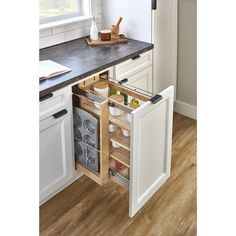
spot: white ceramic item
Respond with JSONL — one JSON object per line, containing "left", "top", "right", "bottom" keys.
{"left": 94, "top": 82, "right": 109, "bottom": 98}
{"left": 109, "top": 124, "right": 117, "bottom": 133}
{"left": 109, "top": 106, "right": 123, "bottom": 117}
{"left": 121, "top": 129, "right": 130, "bottom": 137}
{"left": 111, "top": 140, "right": 120, "bottom": 148}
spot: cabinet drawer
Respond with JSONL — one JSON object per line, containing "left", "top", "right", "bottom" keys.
{"left": 114, "top": 50, "right": 152, "bottom": 80}
{"left": 124, "top": 66, "right": 152, "bottom": 93}
{"left": 40, "top": 87, "right": 70, "bottom": 121}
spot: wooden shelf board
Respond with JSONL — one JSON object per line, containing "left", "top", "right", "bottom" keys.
{"left": 110, "top": 129, "right": 130, "bottom": 151}
{"left": 77, "top": 95, "right": 101, "bottom": 117}
{"left": 110, "top": 147, "right": 130, "bottom": 168}
{"left": 109, "top": 113, "right": 131, "bottom": 131}
{"left": 76, "top": 162, "right": 102, "bottom": 185}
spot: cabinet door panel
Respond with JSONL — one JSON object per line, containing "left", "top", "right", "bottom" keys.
{"left": 129, "top": 86, "right": 174, "bottom": 217}
{"left": 40, "top": 113, "right": 74, "bottom": 202}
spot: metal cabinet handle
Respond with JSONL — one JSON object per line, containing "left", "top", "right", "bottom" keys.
{"left": 52, "top": 109, "right": 68, "bottom": 119}
{"left": 149, "top": 94, "right": 162, "bottom": 104}
{"left": 39, "top": 92, "right": 53, "bottom": 102}
{"left": 132, "top": 55, "right": 141, "bottom": 60}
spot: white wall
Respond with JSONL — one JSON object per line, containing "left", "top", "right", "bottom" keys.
{"left": 39, "top": 0, "right": 102, "bottom": 49}
{"left": 102, "top": 0, "right": 152, "bottom": 43}
{"left": 177, "top": 0, "right": 197, "bottom": 107}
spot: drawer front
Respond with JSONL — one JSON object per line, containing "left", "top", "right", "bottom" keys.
{"left": 40, "top": 87, "right": 71, "bottom": 121}
{"left": 125, "top": 66, "right": 152, "bottom": 93}
{"left": 115, "top": 50, "right": 152, "bottom": 80}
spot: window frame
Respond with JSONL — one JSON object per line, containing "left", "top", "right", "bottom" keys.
{"left": 39, "top": 0, "right": 90, "bottom": 25}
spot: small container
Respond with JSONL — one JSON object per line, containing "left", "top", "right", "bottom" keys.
{"left": 94, "top": 81, "right": 109, "bottom": 97}
{"left": 110, "top": 87, "right": 117, "bottom": 96}
{"left": 109, "top": 94, "right": 124, "bottom": 117}
{"left": 109, "top": 124, "right": 117, "bottom": 133}
{"left": 121, "top": 129, "right": 130, "bottom": 137}
{"left": 100, "top": 30, "right": 111, "bottom": 41}
{"left": 111, "top": 140, "right": 120, "bottom": 149}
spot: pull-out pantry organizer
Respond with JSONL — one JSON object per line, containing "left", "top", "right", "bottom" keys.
{"left": 72, "top": 70, "right": 174, "bottom": 217}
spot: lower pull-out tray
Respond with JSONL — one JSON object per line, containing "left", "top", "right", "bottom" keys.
{"left": 109, "top": 158, "right": 129, "bottom": 188}
{"left": 109, "top": 170, "right": 129, "bottom": 188}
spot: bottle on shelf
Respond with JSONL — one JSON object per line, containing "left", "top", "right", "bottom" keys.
{"left": 110, "top": 87, "right": 117, "bottom": 96}
{"left": 129, "top": 98, "right": 140, "bottom": 109}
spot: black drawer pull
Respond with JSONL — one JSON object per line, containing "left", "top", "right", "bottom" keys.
{"left": 152, "top": 0, "right": 157, "bottom": 10}
{"left": 132, "top": 55, "right": 141, "bottom": 60}
{"left": 150, "top": 94, "right": 162, "bottom": 104}
{"left": 39, "top": 93, "right": 53, "bottom": 102}
{"left": 118, "top": 78, "right": 128, "bottom": 85}
{"left": 53, "top": 109, "right": 68, "bottom": 119}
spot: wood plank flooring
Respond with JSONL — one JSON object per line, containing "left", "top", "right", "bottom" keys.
{"left": 40, "top": 113, "right": 197, "bottom": 236}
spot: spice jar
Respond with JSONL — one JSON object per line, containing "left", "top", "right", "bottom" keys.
{"left": 94, "top": 81, "right": 109, "bottom": 97}
{"left": 109, "top": 94, "right": 124, "bottom": 117}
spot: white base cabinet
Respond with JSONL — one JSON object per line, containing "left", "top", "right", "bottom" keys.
{"left": 39, "top": 87, "right": 75, "bottom": 204}
{"left": 39, "top": 50, "right": 174, "bottom": 218}
{"left": 114, "top": 50, "right": 153, "bottom": 93}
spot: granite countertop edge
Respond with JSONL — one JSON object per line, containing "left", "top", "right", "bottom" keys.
{"left": 39, "top": 38, "right": 154, "bottom": 97}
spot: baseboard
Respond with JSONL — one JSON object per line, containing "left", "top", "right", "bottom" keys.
{"left": 174, "top": 100, "right": 197, "bottom": 120}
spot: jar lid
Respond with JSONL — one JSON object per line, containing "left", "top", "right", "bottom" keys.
{"left": 109, "top": 94, "right": 124, "bottom": 103}
{"left": 94, "top": 81, "right": 108, "bottom": 89}
{"left": 100, "top": 30, "right": 111, "bottom": 34}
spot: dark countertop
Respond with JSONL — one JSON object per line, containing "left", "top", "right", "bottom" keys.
{"left": 39, "top": 37, "right": 153, "bottom": 97}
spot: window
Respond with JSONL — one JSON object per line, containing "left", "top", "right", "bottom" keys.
{"left": 40, "top": 0, "right": 87, "bottom": 24}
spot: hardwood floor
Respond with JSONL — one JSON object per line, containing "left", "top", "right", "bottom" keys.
{"left": 40, "top": 113, "right": 197, "bottom": 236}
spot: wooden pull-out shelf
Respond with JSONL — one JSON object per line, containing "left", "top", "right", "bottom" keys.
{"left": 109, "top": 114, "right": 130, "bottom": 131}
{"left": 110, "top": 128, "right": 130, "bottom": 151}
{"left": 72, "top": 71, "right": 149, "bottom": 188}
{"left": 110, "top": 146, "right": 130, "bottom": 168}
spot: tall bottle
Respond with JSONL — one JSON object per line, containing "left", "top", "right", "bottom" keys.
{"left": 90, "top": 17, "right": 98, "bottom": 41}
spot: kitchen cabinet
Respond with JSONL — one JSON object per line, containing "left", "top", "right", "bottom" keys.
{"left": 39, "top": 87, "right": 75, "bottom": 204}
{"left": 114, "top": 50, "right": 153, "bottom": 93}
{"left": 71, "top": 68, "right": 174, "bottom": 217}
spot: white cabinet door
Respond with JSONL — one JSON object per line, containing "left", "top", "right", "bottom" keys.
{"left": 129, "top": 85, "right": 174, "bottom": 217}
{"left": 40, "top": 109, "right": 74, "bottom": 203}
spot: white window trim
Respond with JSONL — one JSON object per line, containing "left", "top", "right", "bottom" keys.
{"left": 39, "top": 0, "right": 97, "bottom": 30}
{"left": 39, "top": 16, "right": 92, "bottom": 30}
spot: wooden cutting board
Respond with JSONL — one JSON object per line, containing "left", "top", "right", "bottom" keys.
{"left": 85, "top": 34, "right": 128, "bottom": 46}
